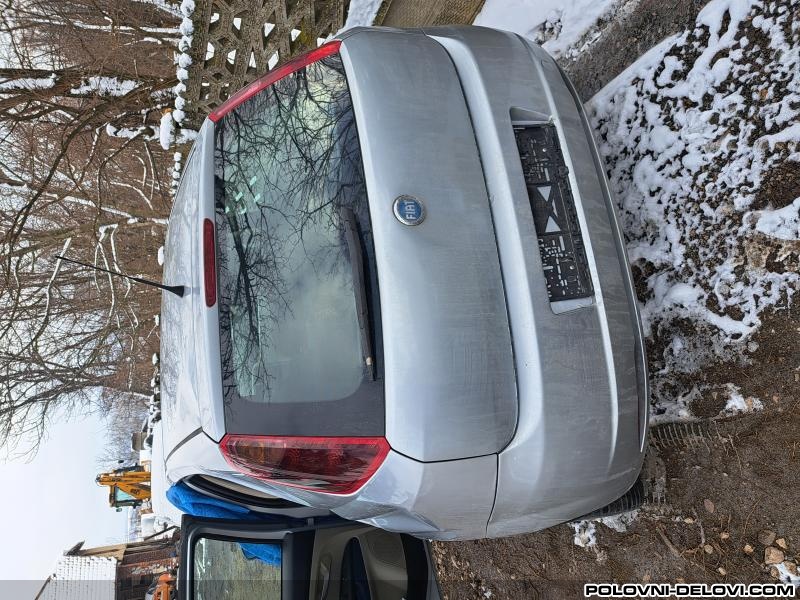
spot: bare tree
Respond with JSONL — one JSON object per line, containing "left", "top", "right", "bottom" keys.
{"left": 0, "top": 0, "right": 179, "bottom": 453}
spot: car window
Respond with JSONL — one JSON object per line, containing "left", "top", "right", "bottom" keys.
{"left": 193, "top": 537, "right": 281, "bottom": 600}
{"left": 114, "top": 488, "right": 135, "bottom": 502}
{"left": 340, "top": 538, "right": 372, "bottom": 600}
{"left": 213, "top": 51, "right": 384, "bottom": 437}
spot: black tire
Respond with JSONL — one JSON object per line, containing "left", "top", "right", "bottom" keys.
{"left": 579, "top": 477, "right": 644, "bottom": 520}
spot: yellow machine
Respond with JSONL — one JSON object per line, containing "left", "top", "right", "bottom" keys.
{"left": 96, "top": 464, "right": 151, "bottom": 510}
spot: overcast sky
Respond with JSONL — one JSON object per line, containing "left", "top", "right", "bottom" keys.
{"left": 0, "top": 411, "right": 128, "bottom": 598}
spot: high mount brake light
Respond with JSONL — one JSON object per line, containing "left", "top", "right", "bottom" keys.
{"left": 208, "top": 40, "right": 342, "bottom": 122}
{"left": 219, "top": 435, "right": 389, "bottom": 495}
{"left": 203, "top": 218, "right": 216, "bottom": 307}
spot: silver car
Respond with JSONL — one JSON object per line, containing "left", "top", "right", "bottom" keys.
{"left": 160, "top": 25, "right": 649, "bottom": 541}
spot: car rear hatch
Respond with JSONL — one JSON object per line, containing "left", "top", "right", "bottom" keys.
{"left": 339, "top": 30, "right": 518, "bottom": 462}
{"left": 208, "top": 34, "right": 517, "bottom": 469}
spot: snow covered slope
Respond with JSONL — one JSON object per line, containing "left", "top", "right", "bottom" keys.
{"left": 475, "top": 0, "right": 629, "bottom": 58}
{"left": 587, "top": 0, "right": 799, "bottom": 418}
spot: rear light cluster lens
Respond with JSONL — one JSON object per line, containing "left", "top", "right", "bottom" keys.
{"left": 208, "top": 40, "right": 342, "bottom": 123}
{"left": 203, "top": 218, "right": 216, "bottom": 307}
{"left": 220, "top": 435, "right": 389, "bottom": 495}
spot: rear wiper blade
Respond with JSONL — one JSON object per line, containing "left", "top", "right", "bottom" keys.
{"left": 340, "top": 206, "right": 375, "bottom": 381}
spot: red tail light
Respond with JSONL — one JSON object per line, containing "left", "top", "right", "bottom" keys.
{"left": 219, "top": 435, "right": 389, "bottom": 495}
{"left": 208, "top": 40, "right": 342, "bottom": 123}
{"left": 203, "top": 218, "right": 216, "bottom": 307}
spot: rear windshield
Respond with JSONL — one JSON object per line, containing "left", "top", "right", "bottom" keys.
{"left": 214, "top": 51, "right": 383, "bottom": 436}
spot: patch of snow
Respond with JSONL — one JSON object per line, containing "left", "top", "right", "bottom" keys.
{"left": 756, "top": 197, "right": 800, "bottom": 241}
{"left": 70, "top": 76, "right": 136, "bottom": 96}
{"left": 159, "top": 112, "right": 175, "bottom": 150}
{"left": 774, "top": 561, "right": 800, "bottom": 587}
{"left": 649, "top": 385, "right": 702, "bottom": 425}
{"left": 157, "top": 245, "right": 165, "bottom": 266}
{"left": 341, "top": 0, "right": 384, "bottom": 31}
{"left": 571, "top": 520, "right": 597, "bottom": 548}
{"left": 598, "top": 509, "right": 639, "bottom": 532}
{"left": 105, "top": 122, "right": 153, "bottom": 139}
{"left": 159, "top": 0, "right": 196, "bottom": 152}
{"left": 721, "top": 383, "right": 763, "bottom": 416}
{"left": 475, "top": 0, "right": 624, "bottom": 58}
{"left": 180, "top": 0, "right": 195, "bottom": 18}
{"left": 171, "top": 154, "right": 183, "bottom": 193}
{"left": 179, "top": 17, "right": 194, "bottom": 37}
{"left": 176, "top": 128, "right": 198, "bottom": 145}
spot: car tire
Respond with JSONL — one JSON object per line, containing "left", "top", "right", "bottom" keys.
{"left": 579, "top": 477, "right": 644, "bottom": 520}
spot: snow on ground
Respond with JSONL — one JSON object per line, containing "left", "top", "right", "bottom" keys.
{"left": 569, "top": 510, "right": 639, "bottom": 548}
{"left": 571, "top": 520, "right": 597, "bottom": 548}
{"left": 757, "top": 197, "right": 800, "bottom": 240}
{"left": 341, "top": 0, "right": 384, "bottom": 31}
{"left": 721, "top": 383, "right": 763, "bottom": 415}
{"left": 598, "top": 509, "right": 640, "bottom": 533}
{"left": 587, "top": 0, "right": 800, "bottom": 418}
{"left": 475, "top": 0, "right": 629, "bottom": 58}
{"left": 775, "top": 560, "right": 800, "bottom": 587}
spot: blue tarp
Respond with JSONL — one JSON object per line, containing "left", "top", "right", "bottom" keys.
{"left": 167, "top": 481, "right": 290, "bottom": 567}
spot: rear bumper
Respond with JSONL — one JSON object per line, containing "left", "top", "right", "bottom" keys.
{"left": 425, "top": 26, "right": 649, "bottom": 537}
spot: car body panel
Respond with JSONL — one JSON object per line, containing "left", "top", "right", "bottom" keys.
{"left": 340, "top": 30, "right": 518, "bottom": 463}
{"left": 422, "top": 26, "right": 647, "bottom": 534}
{"left": 150, "top": 422, "right": 186, "bottom": 524}
{"left": 160, "top": 141, "right": 203, "bottom": 456}
{"left": 165, "top": 431, "right": 497, "bottom": 540}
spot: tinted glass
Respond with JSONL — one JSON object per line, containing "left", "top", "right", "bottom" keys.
{"left": 214, "top": 53, "right": 383, "bottom": 436}
{"left": 193, "top": 538, "right": 281, "bottom": 600}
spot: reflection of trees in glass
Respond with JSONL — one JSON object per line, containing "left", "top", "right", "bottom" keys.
{"left": 215, "top": 54, "right": 372, "bottom": 406}
{"left": 193, "top": 538, "right": 281, "bottom": 600}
